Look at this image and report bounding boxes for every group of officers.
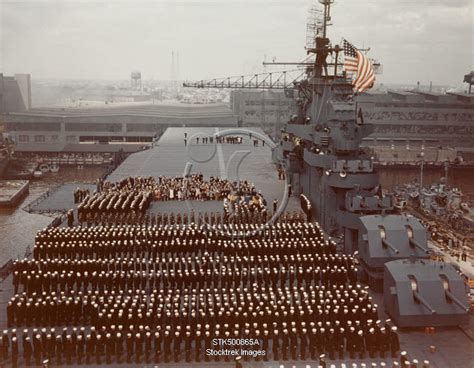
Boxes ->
[223,197,268,225]
[73,188,90,204]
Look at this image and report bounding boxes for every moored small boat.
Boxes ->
[50,163,60,173]
[39,163,50,173]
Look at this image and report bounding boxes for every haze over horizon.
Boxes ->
[1,0,473,86]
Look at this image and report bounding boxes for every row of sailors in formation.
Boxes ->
[192,135,243,144]
[32,238,336,260]
[7,283,370,314]
[77,205,286,228]
[35,229,326,254]
[33,221,327,243]
[0,319,404,366]
[13,252,355,274]
[35,221,324,242]
[77,190,152,219]
[8,283,371,323]
[13,256,357,291]
[78,210,232,227]
[7,289,377,328]
[33,224,331,258]
[75,208,303,229]
[7,283,373,328]
[12,264,357,295]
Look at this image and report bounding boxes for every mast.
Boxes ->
[320,0,334,38]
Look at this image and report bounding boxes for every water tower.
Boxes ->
[131,71,142,91]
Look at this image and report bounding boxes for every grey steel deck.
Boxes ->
[24,183,96,214]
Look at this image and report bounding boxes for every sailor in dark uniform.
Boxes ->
[194,330,201,362]
[356,329,365,359]
[11,336,18,368]
[97,334,105,365]
[400,350,409,366]
[23,336,32,366]
[126,333,133,363]
[1,330,9,361]
[319,353,327,368]
[115,332,123,363]
[390,326,401,357]
[55,335,62,366]
[163,330,171,363]
[105,333,113,364]
[144,331,152,363]
[77,335,85,364]
[173,331,181,362]
[85,335,93,365]
[33,333,42,366]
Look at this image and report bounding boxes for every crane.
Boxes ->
[182,69,308,90]
[182,0,380,92]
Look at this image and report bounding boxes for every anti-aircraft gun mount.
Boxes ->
[183,0,470,326]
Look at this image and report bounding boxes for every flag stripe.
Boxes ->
[343,39,375,93]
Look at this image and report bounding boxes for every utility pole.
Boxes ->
[419,149,424,191]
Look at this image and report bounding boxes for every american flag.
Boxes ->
[343,39,375,93]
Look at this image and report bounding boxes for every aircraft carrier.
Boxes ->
[0,1,472,368]
[1,123,472,367]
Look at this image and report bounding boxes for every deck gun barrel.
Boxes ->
[409,238,430,254]
[445,290,470,312]
[413,291,436,314]
[382,239,400,254]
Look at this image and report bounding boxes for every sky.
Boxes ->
[1,0,473,86]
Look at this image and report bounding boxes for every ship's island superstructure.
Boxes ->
[184,0,470,327]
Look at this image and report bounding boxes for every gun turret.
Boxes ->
[384,259,469,327]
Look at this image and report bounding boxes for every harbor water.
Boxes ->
[0,166,107,266]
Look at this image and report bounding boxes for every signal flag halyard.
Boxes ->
[343,39,376,93]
